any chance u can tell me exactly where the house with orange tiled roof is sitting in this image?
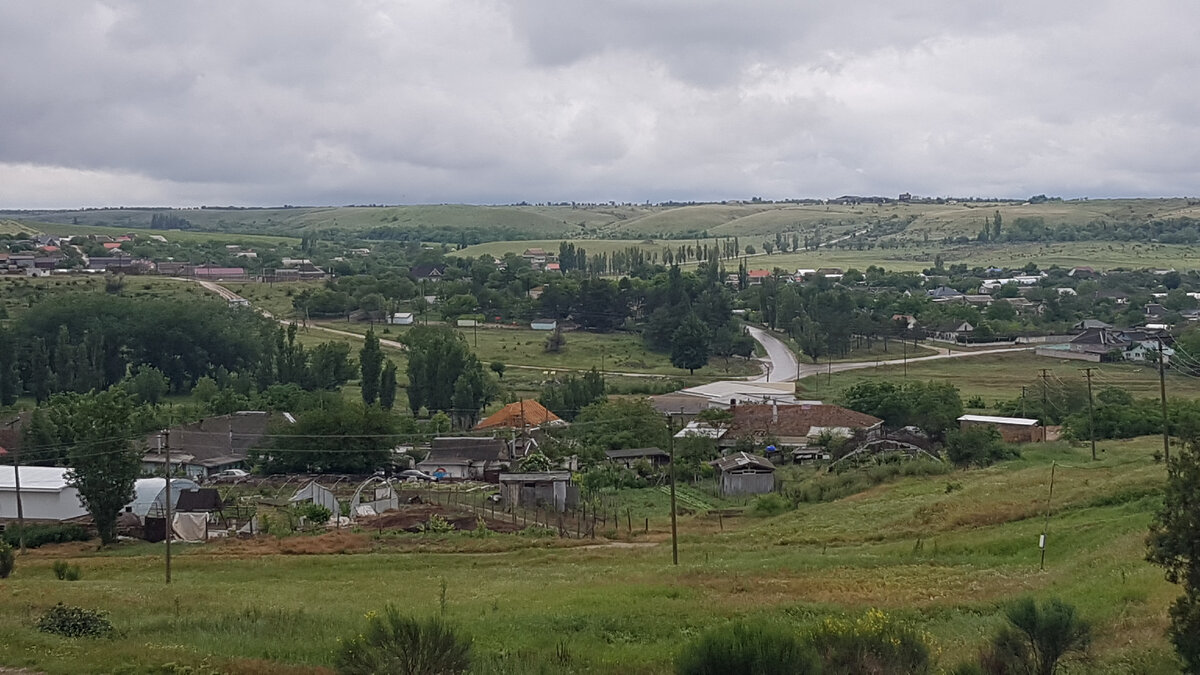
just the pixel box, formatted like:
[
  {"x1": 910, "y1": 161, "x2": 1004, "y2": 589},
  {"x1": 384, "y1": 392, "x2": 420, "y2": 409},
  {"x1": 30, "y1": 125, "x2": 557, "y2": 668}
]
[{"x1": 473, "y1": 399, "x2": 564, "y2": 432}]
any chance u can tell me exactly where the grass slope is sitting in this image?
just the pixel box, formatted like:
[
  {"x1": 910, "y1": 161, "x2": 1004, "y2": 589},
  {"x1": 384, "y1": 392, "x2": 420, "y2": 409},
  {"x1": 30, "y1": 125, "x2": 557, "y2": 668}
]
[{"x1": 0, "y1": 439, "x2": 1181, "y2": 673}]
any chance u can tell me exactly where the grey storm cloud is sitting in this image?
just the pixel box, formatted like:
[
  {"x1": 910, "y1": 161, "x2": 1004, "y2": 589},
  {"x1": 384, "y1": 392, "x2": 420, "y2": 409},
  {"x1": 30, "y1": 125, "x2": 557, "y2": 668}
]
[{"x1": 1, "y1": 0, "x2": 1198, "y2": 208}]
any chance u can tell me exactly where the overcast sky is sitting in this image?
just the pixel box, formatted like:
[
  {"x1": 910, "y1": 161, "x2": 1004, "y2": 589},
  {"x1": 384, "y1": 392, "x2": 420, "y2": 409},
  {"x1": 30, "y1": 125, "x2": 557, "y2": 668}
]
[{"x1": 3, "y1": 1, "x2": 1199, "y2": 209}]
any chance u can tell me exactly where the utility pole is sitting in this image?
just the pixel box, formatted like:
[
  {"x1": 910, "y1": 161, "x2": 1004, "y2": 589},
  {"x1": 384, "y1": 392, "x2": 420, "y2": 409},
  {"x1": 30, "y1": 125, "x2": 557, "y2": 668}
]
[
  {"x1": 1039, "y1": 369, "x2": 1050, "y2": 423},
  {"x1": 1040, "y1": 462, "x2": 1056, "y2": 570},
  {"x1": 1158, "y1": 337, "x2": 1170, "y2": 463},
  {"x1": 1020, "y1": 386, "x2": 1028, "y2": 419},
  {"x1": 11, "y1": 446, "x2": 25, "y2": 554},
  {"x1": 1082, "y1": 368, "x2": 1097, "y2": 461},
  {"x1": 667, "y1": 413, "x2": 678, "y2": 566},
  {"x1": 164, "y1": 429, "x2": 172, "y2": 584},
  {"x1": 902, "y1": 340, "x2": 907, "y2": 379}
]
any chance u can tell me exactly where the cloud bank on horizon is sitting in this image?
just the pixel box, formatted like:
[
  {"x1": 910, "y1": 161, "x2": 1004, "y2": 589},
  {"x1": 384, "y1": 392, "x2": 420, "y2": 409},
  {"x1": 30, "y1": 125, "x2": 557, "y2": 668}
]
[{"x1": 2, "y1": 1, "x2": 1199, "y2": 209}]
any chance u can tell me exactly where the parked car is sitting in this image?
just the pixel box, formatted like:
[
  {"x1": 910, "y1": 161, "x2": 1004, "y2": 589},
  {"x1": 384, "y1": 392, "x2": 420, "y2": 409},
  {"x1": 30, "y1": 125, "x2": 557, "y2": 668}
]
[
  {"x1": 211, "y1": 468, "x2": 249, "y2": 482},
  {"x1": 398, "y1": 469, "x2": 436, "y2": 482}
]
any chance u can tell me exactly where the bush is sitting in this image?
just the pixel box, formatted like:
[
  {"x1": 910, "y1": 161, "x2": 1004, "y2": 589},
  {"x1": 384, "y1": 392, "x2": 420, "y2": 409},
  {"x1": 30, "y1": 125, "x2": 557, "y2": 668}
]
[
  {"x1": 52, "y1": 560, "x2": 82, "y2": 581},
  {"x1": 805, "y1": 609, "x2": 932, "y2": 674},
  {"x1": 36, "y1": 603, "x2": 113, "y2": 638},
  {"x1": 676, "y1": 621, "x2": 819, "y2": 675},
  {"x1": 0, "y1": 540, "x2": 13, "y2": 579},
  {"x1": 748, "y1": 493, "x2": 792, "y2": 517},
  {"x1": 1, "y1": 523, "x2": 91, "y2": 549},
  {"x1": 790, "y1": 459, "x2": 949, "y2": 503},
  {"x1": 945, "y1": 427, "x2": 1019, "y2": 468},
  {"x1": 335, "y1": 607, "x2": 470, "y2": 675},
  {"x1": 977, "y1": 598, "x2": 1090, "y2": 675}
]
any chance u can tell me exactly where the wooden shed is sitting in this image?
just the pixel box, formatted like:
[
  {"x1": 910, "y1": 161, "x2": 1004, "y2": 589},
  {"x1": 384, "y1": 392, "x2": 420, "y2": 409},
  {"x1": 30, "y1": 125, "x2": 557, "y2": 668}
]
[{"x1": 711, "y1": 452, "x2": 776, "y2": 496}]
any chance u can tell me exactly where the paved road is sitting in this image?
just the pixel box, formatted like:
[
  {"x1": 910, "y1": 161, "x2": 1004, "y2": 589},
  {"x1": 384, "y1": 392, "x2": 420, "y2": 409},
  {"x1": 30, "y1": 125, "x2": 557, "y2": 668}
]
[
  {"x1": 744, "y1": 322, "x2": 1034, "y2": 383},
  {"x1": 745, "y1": 326, "x2": 801, "y2": 382}
]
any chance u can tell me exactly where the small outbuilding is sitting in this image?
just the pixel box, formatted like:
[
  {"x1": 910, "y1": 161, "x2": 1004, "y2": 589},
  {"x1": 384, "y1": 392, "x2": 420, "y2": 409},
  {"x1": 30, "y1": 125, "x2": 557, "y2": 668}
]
[
  {"x1": 390, "y1": 312, "x2": 414, "y2": 325},
  {"x1": 498, "y1": 471, "x2": 576, "y2": 512},
  {"x1": 957, "y1": 414, "x2": 1043, "y2": 443},
  {"x1": 712, "y1": 452, "x2": 776, "y2": 496},
  {"x1": 530, "y1": 319, "x2": 557, "y2": 331}
]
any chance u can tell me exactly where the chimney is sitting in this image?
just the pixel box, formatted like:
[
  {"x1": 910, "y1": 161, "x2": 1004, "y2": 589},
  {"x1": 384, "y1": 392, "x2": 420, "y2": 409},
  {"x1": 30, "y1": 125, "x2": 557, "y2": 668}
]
[{"x1": 772, "y1": 400, "x2": 778, "y2": 424}]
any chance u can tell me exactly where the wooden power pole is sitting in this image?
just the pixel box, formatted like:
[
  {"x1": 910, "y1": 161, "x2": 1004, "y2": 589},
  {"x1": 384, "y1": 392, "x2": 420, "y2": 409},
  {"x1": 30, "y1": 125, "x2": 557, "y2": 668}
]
[
  {"x1": 1158, "y1": 337, "x2": 1170, "y2": 463},
  {"x1": 667, "y1": 414, "x2": 678, "y2": 566},
  {"x1": 1082, "y1": 368, "x2": 1097, "y2": 460}
]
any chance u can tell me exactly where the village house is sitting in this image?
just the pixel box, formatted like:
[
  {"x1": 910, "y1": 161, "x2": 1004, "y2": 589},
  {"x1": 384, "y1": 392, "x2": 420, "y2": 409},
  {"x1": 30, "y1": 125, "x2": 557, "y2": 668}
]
[
  {"x1": 409, "y1": 264, "x2": 446, "y2": 282},
  {"x1": 746, "y1": 269, "x2": 772, "y2": 285},
  {"x1": 604, "y1": 447, "x2": 670, "y2": 469},
  {"x1": 0, "y1": 466, "x2": 89, "y2": 524},
  {"x1": 142, "y1": 411, "x2": 286, "y2": 479},
  {"x1": 416, "y1": 437, "x2": 510, "y2": 480},
  {"x1": 1035, "y1": 326, "x2": 1172, "y2": 363},
  {"x1": 473, "y1": 399, "x2": 566, "y2": 456},
  {"x1": 720, "y1": 402, "x2": 883, "y2": 455}
]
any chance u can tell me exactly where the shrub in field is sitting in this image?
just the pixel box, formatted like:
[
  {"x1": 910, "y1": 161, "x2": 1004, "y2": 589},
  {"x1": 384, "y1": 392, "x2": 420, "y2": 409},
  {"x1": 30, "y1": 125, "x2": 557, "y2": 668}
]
[
  {"x1": 805, "y1": 609, "x2": 932, "y2": 674},
  {"x1": 36, "y1": 603, "x2": 113, "y2": 638},
  {"x1": 51, "y1": 560, "x2": 82, "y2": 581},
  {"x1": 945, "y1": 427, "x2": 1019, "y2": 468},
  {"x1": 422, "y1": 514, "x2": 455, "y2": 534},
  {"x1": 977, "y1": 598, "x2": 1090, "y2": 675},
  {"x1": 1, "y1": 523, "x2": 91, "y2": 549},
  {"x1": 748, "y1": 493, "x2": 792, "y2": 517},
  {"x1": 335, "y1": 607, "x2": 470, "y2": 675},
  {"x1": 675, "y1": 621, "x2": 819, "y2": 675},
  {"x1": 790, "y1": 459, "x2": 949, "y2": 503},
  {"x1": 0, "y1": 540, "x2": 13, "y2": 579}
]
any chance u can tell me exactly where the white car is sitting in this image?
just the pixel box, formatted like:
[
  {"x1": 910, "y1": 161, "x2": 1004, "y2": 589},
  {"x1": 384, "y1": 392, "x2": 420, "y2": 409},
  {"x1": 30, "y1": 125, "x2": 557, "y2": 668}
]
[{"x1": 212, "y1": 469, "x2": 249, "y2": 482}]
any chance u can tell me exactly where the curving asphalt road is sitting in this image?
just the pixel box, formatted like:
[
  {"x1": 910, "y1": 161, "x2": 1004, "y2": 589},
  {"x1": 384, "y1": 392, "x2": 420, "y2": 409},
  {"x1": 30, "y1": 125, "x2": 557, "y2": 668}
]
[
  {"x1": 745, "y1": 325, "x2": 801, "y2": 382},
  {"x1": 745, "y1": 324, "x2": 1033, "y2": 383}
]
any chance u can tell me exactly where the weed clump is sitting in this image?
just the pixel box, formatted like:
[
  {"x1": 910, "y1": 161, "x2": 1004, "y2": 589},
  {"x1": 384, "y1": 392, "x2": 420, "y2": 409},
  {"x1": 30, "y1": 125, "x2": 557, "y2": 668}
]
[
  {"x1": 676, "y1": 621, "x2": 819, "y2": 675},
  {"x1": 335, "y1": 607, "x2": 470, "y2": 675},
  {"x1": 36, "y1": 603, "x2": 113, "y2": 638},
  {"x1": 748, "y1": 493, "x2": 792, "y2": 517},
  {"x1": 805, "y1": 608, "x2": 932, "y2": 674},
  {"x1": 52, "y1": 560, "x2": 82, "y2": 581}
]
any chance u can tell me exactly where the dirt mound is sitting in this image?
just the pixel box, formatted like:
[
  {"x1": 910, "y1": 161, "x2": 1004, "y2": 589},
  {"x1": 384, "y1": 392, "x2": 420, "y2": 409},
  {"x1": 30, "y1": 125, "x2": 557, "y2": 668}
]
[{"x1": 359, "y1": 504, "x2": 523, "y2": 534}]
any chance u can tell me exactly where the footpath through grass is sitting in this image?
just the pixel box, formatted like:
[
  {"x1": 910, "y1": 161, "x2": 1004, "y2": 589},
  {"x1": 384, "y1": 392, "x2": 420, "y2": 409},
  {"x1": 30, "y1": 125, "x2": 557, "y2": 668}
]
[{"x1": 0, "y1": 437, "x2": 1182, "y2": 673}]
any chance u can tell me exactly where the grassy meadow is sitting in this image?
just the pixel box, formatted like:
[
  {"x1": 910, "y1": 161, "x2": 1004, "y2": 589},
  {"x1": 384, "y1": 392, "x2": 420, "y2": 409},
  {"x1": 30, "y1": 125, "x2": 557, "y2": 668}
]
[
  {"x1": 797, "y1": 350, "x2": 1200, "y2": 404},
  {"x1": 0, "y1": 438, "x2": 1182, "y2": 673}
]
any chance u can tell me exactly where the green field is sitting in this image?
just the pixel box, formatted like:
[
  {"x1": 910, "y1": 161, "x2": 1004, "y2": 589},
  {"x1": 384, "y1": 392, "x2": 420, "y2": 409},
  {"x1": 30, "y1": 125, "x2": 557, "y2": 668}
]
[
  {"x1": 19, "y1": 221, "x2": 301, "y2": 248},
  {"x1": 798, "y1": 350, "x2": 1200, "y2": 404},
  {"x1": 314, "y1": 322, "x2": 761, "y2": 379},
  {"x1": 0, "y1": 437, "x2": 1182, "y2": 673},
  {"x1": 0, "y1": 276, "x2": 220, "y2": 320},
  {"x1": 9, "y1": 198, "x2": 1200, "y2": 248}
]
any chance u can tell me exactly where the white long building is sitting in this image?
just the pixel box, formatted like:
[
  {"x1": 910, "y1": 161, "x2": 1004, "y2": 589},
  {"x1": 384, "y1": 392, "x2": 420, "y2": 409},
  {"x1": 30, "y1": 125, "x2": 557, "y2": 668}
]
[{"x1": 0, "y1": 466, "x2": 88, "y2": 523}]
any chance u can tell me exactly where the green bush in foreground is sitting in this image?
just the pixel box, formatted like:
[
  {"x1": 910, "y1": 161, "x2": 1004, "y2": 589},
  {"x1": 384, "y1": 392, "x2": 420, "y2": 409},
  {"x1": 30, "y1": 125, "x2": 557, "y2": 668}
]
[
  {"x1": 747, "y1": 493, "x2": 792, "y2": 517},
  {"x1": 36, "y1": 603, "x2": 113, "y2": 638},
  {"x1": 335, "y1": 607, "x2": 470, "y2": 675},
  {"x1": 978, "y1": 597, "x2": 1090, "y2": 675},
  {"x1": 675, "y1": 621, "x2": 819, "y2": 675},
  {"x1": 1, "y1": 523, "x2": 91, "y2": 549},
  {"x1": 0, "y1": 540, "x2": 13, "y2": 579}
]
